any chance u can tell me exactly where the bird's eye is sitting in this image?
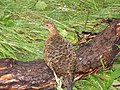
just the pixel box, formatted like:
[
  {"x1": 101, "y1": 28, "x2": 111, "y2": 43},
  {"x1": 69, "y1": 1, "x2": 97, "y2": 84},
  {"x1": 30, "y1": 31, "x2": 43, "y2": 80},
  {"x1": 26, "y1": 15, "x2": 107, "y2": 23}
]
[{"x1": 46, "y1": 24, "x2": 49, "y2": 26}]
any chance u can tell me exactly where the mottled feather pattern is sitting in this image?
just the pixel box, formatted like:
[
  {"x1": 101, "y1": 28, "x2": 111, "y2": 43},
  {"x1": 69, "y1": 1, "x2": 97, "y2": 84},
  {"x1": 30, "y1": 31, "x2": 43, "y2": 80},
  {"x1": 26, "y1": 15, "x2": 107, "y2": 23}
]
[
  {"x1": 43, "y1": 22, "x2": 77, "y2": 90},
  {"x1": 44, "y1": 34, "x2": 76, "y2": 80}
]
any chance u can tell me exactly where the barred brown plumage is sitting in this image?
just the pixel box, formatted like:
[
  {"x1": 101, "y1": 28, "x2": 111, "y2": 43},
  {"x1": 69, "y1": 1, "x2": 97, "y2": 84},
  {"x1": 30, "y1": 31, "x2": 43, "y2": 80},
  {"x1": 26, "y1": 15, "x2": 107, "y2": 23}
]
[{"x1": 43, "y1": 22, "x2": 77, "y2": 90}]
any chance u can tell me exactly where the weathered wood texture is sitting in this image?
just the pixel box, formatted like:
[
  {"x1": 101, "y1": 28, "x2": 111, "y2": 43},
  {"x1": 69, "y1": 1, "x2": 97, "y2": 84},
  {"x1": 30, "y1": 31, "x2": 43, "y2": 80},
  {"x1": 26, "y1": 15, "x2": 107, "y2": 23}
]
[
  {"x1": 0, "y1": 19, "x2": 120, "y2": 90},
  {"x1": 75, "y1": 18, "x2": 120, "y2": 80}
]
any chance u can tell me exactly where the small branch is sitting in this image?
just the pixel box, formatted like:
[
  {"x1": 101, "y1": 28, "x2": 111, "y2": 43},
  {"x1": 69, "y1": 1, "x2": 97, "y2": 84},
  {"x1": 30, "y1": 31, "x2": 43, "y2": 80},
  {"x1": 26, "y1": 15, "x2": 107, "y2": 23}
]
[{"x1": 84, "y1": 10, "x2": 90, "y2": 31}]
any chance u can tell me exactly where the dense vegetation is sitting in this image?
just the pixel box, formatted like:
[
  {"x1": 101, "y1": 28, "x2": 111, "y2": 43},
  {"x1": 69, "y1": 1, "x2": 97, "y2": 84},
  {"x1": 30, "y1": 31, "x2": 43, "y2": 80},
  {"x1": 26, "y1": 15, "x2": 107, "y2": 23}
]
[{"x1": 0, "y1": 0, "x2": 120, "y2": 90}]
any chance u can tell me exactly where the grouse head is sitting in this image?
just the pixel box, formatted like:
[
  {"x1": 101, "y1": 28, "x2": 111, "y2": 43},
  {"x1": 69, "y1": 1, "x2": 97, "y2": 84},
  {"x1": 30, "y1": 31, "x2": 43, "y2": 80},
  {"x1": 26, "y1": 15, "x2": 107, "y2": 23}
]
[{"x1": 43, "y1": 22, "x2": 58, "y2": 36}]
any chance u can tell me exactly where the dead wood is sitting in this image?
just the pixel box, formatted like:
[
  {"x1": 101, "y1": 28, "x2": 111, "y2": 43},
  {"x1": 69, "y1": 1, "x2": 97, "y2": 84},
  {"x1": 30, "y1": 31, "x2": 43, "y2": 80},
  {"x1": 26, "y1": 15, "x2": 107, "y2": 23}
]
[
  {"x1": 75, "y1": 18, "x2": 120, "y2": 80},
  {"x1": 0, "y1": 18, "x2": 120, "y2": 90}
]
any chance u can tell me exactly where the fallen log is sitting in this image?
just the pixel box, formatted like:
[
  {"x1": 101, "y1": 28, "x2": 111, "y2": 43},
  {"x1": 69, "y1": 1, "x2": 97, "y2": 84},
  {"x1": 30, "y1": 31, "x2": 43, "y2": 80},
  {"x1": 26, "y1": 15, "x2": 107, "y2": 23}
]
[
  {"x1": 0, "y1": 19, "x2": 120, "y2": 90},
  {"x1": 75, "y1": 18, "x2": 120, "y2": 80}
]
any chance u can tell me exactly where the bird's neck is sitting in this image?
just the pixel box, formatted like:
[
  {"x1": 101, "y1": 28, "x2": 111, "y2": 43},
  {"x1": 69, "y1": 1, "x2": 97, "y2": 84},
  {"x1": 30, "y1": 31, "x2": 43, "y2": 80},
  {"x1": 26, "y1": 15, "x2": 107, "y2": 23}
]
[{"x1": 48, "y1": 28, "x2": 59, "y2": 38}]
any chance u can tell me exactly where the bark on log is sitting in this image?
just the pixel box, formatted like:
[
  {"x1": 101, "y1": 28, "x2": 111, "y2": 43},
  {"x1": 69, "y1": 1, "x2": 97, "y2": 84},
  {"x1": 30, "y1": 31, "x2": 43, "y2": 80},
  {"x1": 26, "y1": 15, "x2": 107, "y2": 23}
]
[
  {"x1": 75, "y1": 18, "x2": 120, "y2": 80},
  {"x1": 0, "y1": 19, "x2": 120, "y2": 90}
]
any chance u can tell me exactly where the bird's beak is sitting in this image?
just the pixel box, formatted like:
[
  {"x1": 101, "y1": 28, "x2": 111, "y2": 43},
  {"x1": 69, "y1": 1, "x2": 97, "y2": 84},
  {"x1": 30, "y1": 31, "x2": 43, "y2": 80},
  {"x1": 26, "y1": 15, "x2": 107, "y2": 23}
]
[
  {"x1": 41, "y1": 26, "x2": 48, "y2": 32},
  {"x1": 41, "y1": 26, "x2": 45, "y2": 29},
  {"x1": 41, "y1": 23, "x2": 48, "y2": 29}
]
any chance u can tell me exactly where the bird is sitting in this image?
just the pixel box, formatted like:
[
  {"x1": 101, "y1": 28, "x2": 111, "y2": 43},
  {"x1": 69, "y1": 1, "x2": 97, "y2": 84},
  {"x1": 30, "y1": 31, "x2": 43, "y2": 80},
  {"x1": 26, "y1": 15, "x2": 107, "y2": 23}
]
[{"x1": 43, "y1": 22, "x2": 77, "y2": 90}]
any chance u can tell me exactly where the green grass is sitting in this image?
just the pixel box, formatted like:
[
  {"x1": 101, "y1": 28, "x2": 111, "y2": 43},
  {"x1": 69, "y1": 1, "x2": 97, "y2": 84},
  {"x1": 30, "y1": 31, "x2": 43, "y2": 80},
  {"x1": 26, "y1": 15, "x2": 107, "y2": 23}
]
[
  {"x1": 73, "y1": 68, "x2": 120, "y2": 90},
  {"x1": 0, "y1": 0, "x2": 120, "y2": 90}
]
